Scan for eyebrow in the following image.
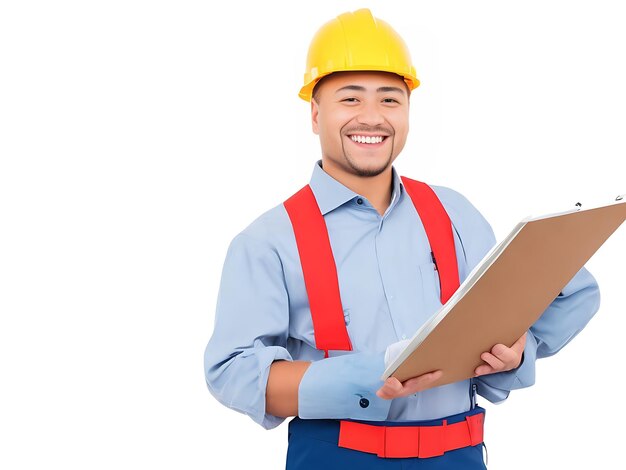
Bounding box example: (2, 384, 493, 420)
(335, 85, 406, 95)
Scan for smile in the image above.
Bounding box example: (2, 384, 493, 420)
(349, 135, 388, 144)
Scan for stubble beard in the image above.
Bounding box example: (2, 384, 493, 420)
(339, 135, 395, 178)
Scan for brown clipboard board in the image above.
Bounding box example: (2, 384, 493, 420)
(382, 197, 626, 387)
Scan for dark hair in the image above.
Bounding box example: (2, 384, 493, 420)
(311, 75, 330, 103)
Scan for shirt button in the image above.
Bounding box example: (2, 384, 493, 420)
(356, 198, 363, 205)
(401, 334, 407, 340)
(359, 398, 370, 408)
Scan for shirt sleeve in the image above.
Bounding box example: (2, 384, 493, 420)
(447, 190, 602, 403)
(204, 232, 292, 429)
(298, 351, 392, 420)
(476, 266, 600, 403)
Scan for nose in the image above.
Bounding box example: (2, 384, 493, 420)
(356, 101, 385, 127)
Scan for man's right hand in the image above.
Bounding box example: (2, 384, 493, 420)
(376, 370, 443, 399)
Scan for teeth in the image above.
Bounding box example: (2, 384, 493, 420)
(350, 135, 385, 144)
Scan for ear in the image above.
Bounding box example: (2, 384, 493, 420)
(311, 98, 320, 135)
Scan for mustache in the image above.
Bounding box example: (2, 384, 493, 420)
(342, 126, 394, 136)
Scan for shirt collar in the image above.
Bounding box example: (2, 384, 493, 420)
(308, 160, 404, 215)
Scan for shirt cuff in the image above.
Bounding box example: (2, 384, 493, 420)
(258, 347, 293, 429)
(298, 351, 392, 421)
(475, 331, 538, 403)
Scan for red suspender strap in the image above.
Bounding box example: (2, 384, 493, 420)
(283, 185, 352, 357)
(400, 176, 461, 304)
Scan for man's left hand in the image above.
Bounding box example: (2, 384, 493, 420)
(474, 332, 527, 376)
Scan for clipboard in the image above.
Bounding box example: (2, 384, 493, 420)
(382, 195, 626, 387)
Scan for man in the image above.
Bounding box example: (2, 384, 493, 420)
(204, 9, 600, 469)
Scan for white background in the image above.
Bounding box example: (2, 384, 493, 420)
(1, 1, 624, 468)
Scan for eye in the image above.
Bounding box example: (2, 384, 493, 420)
(382, 98, 400, 104)
(340, 97, 360, 103)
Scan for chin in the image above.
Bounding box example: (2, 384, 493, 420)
(349, 156, 393, 177)
(350, 162, 391, 177)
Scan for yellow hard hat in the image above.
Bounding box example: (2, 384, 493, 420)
(299, 8, 420, 102)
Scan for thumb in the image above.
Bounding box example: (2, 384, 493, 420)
(512, 332, 527, 354)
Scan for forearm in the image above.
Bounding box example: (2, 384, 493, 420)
(265, 360, 311, 417)
(531, 266, 600, 357)
(475, 267, 600, 403)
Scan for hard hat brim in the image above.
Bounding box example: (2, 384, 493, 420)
(299, 69, 420, 102)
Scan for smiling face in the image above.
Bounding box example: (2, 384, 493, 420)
(311, 71, 410, 179)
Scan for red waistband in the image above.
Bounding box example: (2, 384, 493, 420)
(338, 412, 484, 459)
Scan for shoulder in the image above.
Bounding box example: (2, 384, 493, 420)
(240, 203, 292, 241)
(428, 184, 486, 223)
(427, 183, 496, 264)
(400, 177, 493, 234)
(227, 196, 296, 257)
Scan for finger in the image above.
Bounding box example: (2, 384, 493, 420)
(491, 343, 519, 367)
(400, 370, 443, 396)
(511, 332, 527, 355)
(496, 343, 525, 369)
(481, 351, 505, 371)
(474, 364, 495, 376)
(377, 371, 442, 399)
(376, 377, 403, 400)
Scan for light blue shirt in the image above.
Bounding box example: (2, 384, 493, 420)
(204, 160, 600, 429)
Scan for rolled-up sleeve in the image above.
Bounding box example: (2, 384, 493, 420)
(204, 232, 291, 429)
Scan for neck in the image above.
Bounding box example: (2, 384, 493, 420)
(321, 158, 393, 216)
